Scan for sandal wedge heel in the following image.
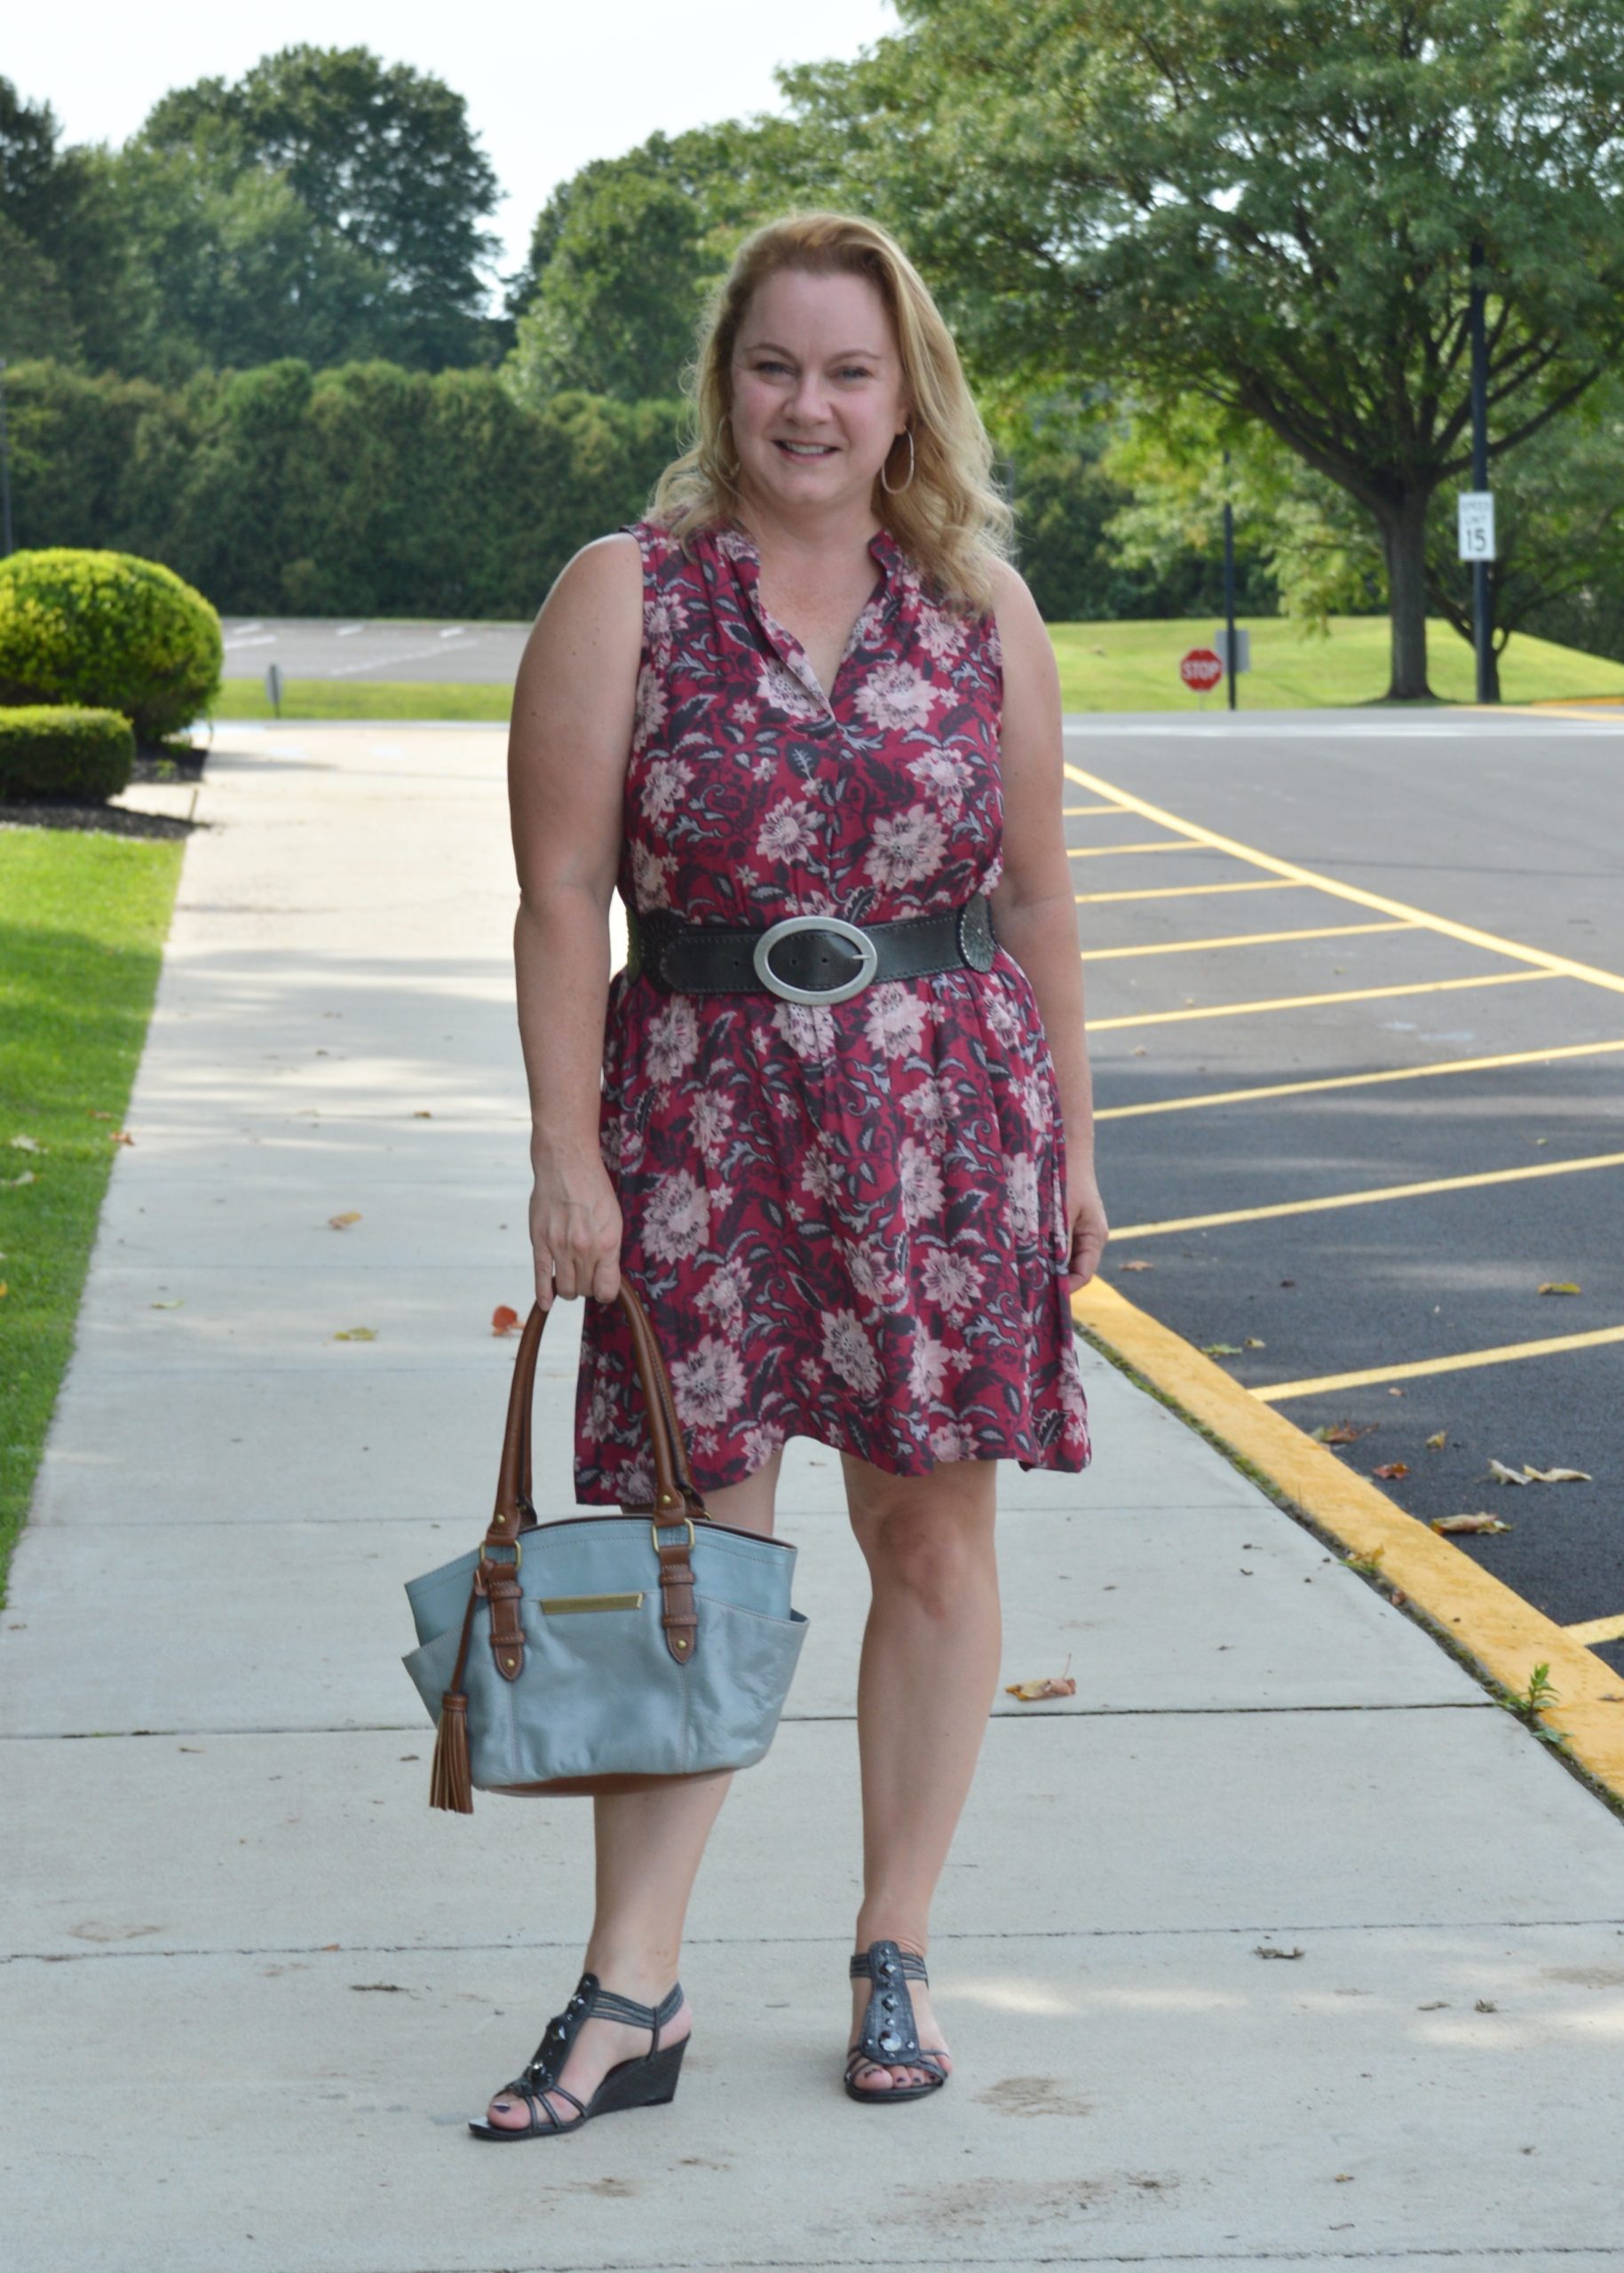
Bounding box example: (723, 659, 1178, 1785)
(844, 1938, 950, 2104)
(470, 1972, 687, 2141)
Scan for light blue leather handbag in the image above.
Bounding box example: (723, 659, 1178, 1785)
(402, 1283, 807, 1810)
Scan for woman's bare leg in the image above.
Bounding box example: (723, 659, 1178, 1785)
(840, 1451, 1002, 2093)
(482, 1443, 785, 2126)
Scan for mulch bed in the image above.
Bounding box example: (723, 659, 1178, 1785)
(0, 747, 208, 839)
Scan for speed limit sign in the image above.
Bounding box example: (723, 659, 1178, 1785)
(1457, 492, 1495, 560)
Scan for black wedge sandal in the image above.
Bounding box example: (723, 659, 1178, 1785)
(469, 1971, 687, 2141)
(844, 1939, 950, 2104)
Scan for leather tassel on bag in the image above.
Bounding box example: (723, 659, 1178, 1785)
(430, 1690, 474, 1814)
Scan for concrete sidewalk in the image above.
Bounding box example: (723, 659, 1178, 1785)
(4, 722, 1622, 2272)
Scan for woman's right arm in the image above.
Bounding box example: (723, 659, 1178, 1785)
(508, 532, 644, 1311)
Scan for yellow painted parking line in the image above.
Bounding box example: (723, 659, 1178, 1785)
(1065, 760, 1624, 1001)
(1067, 840, 1200, 859)
(1078, 879, 1301, 906)
(1094, 1038, 1624, 1121)
(1112, 1145, 1624, 1239)
(1085, 920, 1417, 962)
(1064, 802, 1129, 815)
(1253, 1323, 1624, 1402)
(1515, 704, 1624, 723)
(1568, 1613, 1624, 1648)
(1089, 968, 1552, 1033)
(1072, 1279, 1624, 1797)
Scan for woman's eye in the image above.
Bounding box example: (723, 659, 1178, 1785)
(837, 367, 873, 381)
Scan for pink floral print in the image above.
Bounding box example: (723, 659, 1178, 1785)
(572, 517, 1092, 1501)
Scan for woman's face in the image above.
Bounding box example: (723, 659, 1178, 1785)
(729, 268, 910, 521)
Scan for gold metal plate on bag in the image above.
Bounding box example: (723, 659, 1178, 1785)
(539, 1591, 646, 1615)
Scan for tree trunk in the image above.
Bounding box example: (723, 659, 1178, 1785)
(1378, 488, 1435, 700)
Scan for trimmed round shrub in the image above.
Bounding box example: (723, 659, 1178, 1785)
(0, 705, 135, 803)
(0, 549, 222, 744)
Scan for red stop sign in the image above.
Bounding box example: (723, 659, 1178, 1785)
(1180, 647, 1224, 692)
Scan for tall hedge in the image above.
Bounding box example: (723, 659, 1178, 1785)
(3, 358, 685, 620)
(0, 354, 1247, 622)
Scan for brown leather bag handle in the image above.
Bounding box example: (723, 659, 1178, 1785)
(486, 1281, 706, 1552)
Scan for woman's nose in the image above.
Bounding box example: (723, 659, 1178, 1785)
(787, 373, 830, 423)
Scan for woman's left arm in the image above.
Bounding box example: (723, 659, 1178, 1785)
(985, 560, 1109, 1289)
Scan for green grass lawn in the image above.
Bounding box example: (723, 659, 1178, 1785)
(0, 827, 185, 1601)
(209, 614, 1624, 722)
(212, 678, 511, 722)
(1049, 613, 1624, 711)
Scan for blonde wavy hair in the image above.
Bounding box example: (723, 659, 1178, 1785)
(648, 211, 1013, 617)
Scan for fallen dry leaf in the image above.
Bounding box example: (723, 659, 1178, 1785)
(2, 1170, 36, 1189)
(1521, 1465, 1591, 1484)
(1431, 1514, 1512, 1535)
(1488, 1459, 1529, 1485)
(149, 1299, 184, 1310)
(491, 1304, 520, 1335)
(88, 1109, 112, 1121)
(1314, 1422, 1373, 1445)
(0, 1283, 7, 1298)
(327, 1211, 361, 1230)
(412, 1109, 432, 1119)
(1005, 1656, 1076, 1702)
(1538, 1281, 1580, 1296)
(1254, 1944, 1304, 1960)
(1117, 1259, 1153, 1272)
(1244, 1335, 1267, 1349)
(1425, 1430, 1447, 1451)
(1373, 1461, 1409, 1479)
(1201, 1341, 1243, 1357)
(1387, 1386, 1406, 1397)
(8, 1134, 44, 1152)
(111, 1130, 135, 1145)
(333, 1326, 377, 1342)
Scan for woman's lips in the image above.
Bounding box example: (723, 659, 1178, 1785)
(774, 440, 836, 457)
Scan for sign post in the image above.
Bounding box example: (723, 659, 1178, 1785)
(1463, 240, 1495, 702)
(1212, 627, 1250, 679)
(265, 661, 284, 719)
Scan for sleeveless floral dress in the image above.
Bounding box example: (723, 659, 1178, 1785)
(572, 517, 1091, 1503)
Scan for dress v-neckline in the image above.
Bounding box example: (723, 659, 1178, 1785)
(718, 522, 905, 714)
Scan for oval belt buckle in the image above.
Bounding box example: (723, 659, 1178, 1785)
(752, 914, 879, 1005)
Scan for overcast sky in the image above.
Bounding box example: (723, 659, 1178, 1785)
(10, 0, 899, 281)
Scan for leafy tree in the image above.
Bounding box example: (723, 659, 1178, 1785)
(110, 146, 394, 379)
(0, 80, 154, 372)
(504, 122, 820, 402)
(1006, 395, 1279, 620)
(784, 0, 1624, 698)
(140, 46, 501, 368)
(0, 211, 79, 360)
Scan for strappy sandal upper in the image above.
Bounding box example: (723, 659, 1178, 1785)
(845, 1938, 950, 2103)
(470, 1970, 686, 2140)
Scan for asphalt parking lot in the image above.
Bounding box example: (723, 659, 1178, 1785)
(220, 617, 530, 684)
(1071, 708, 1624, 1676)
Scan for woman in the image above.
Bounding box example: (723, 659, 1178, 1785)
(474, 211, 1107, 2139)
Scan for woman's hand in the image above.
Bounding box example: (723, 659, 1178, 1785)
(529, 1144, 623, 1311)
(1059, 1165, 1109, 1293)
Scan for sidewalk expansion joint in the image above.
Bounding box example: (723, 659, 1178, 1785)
(0, 1700, 1499, 1743)
(10, 1915, 1622, 1966)
(1073, 1281, 1624, 1819)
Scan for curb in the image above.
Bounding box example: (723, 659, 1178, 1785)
(1072, 1278, 1624, 1806)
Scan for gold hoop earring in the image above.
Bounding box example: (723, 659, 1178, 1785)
(879, 428, 915, 495)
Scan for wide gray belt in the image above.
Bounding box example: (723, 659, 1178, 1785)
(626, 893, 997, 1006)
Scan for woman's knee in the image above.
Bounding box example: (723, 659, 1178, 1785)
(844, 1459, 998, 1617)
